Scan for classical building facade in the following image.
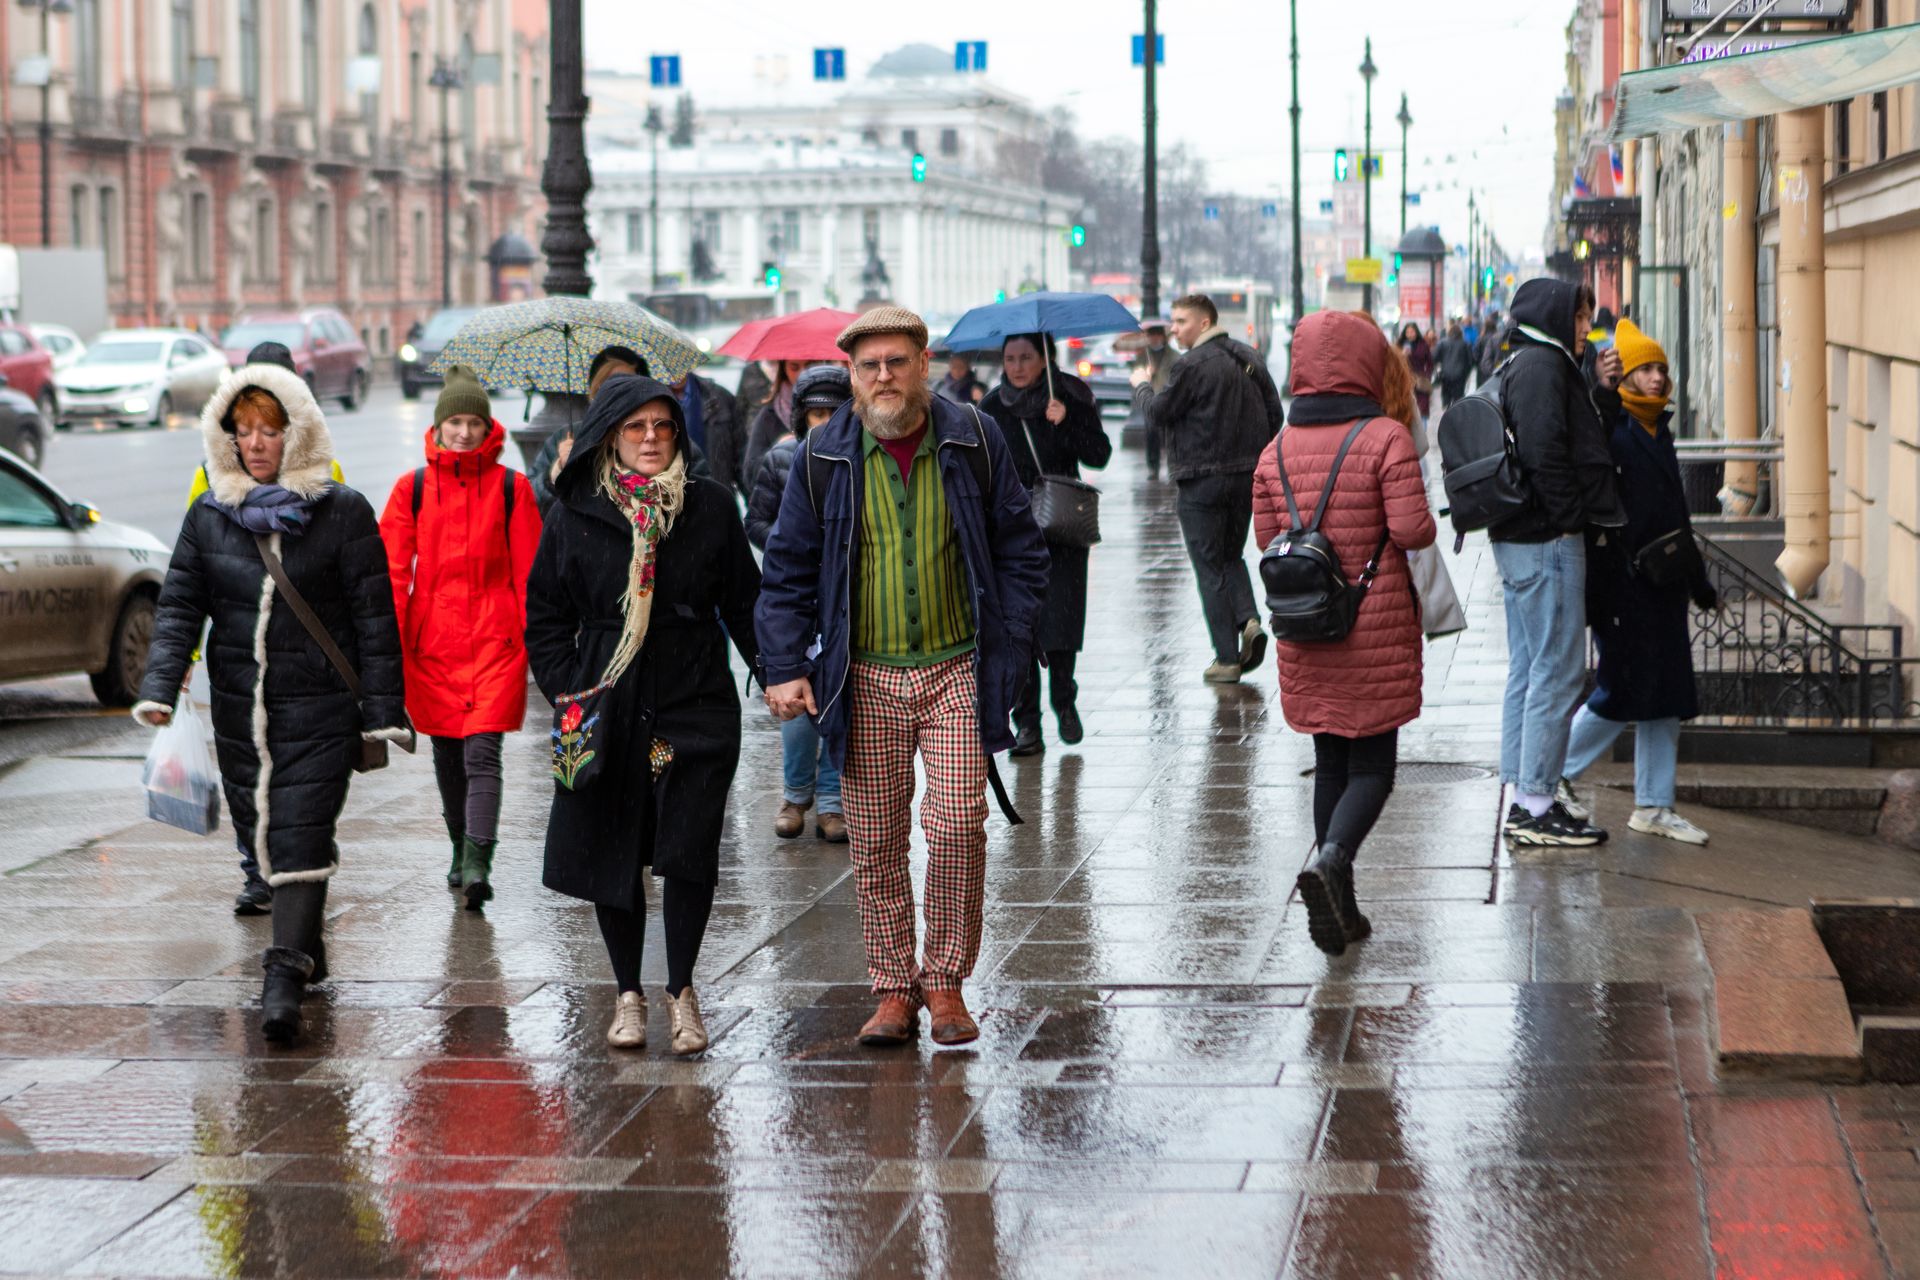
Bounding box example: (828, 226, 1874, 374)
(2, 0, 549, 353)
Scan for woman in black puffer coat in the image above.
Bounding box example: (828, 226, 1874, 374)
(136, 362, 407, 1044)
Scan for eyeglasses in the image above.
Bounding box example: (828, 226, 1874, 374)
(852, 355, 916, 382)
(618, 420, 675, 441)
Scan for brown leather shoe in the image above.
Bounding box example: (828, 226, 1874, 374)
(774, 801, 808, 839)
(858, 994, 919, 1047)
(816, 812, 848, 843)
(923, 989, 979, 1046)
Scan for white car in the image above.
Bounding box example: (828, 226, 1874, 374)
(55, 329, 229, 431)
(29, 324, 85, 372)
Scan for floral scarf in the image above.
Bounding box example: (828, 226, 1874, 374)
(596, 451, 688, 688)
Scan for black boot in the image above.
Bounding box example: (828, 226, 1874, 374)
(260, 946, 314, 1043)
(1296, 844, 1355, 957)
(1056, 703, 1084, 745)
(233, 876, 273, 915)
(445, 835, 464, 890)
(305, 936, 328, 990)
(1335, 859, 1372, 942)
(1011, 720, 1044, 757)
(460, 837, 496, 910)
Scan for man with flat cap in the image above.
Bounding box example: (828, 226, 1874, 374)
(756, 305, 1049, 1048)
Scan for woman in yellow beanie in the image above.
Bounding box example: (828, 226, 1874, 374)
(1559, 319, 1717, 844)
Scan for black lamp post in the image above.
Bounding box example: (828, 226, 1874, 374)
(1140, 0, 1160, 317)
(20, 0, 73, 249)
(430, 56, 464, 308)
(645, 104, 663, 288)
(1359, 38, 1377, 315)
(1288, 0, 1304, 331)
(540, 0, 592, 298)
(1395, 93, 1412, 240)
(1468, 192, 1479, 312)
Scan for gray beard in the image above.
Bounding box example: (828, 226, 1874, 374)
(857, 384, 931, 440)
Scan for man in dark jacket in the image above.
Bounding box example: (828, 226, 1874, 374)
(1434, 320, 1475, 415)
(675, 368, 746, 498)
(1492, 278, 1624, 847)
(1146, 293, 1284, 682)
(756, 306, 1048, 1051)
(1475, 311, 1508, 385)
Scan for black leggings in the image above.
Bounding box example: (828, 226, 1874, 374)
(432, 734, 504, 844)
(1313, 730, 1399, 854)
(594, 877, 716, 997)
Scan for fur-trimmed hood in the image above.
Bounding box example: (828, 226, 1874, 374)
(199, 363, 336, 508)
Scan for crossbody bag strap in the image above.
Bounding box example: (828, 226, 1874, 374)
(252, 533, 363, 698)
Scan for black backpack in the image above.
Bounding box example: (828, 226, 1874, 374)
(1438, 354, 1532, 539)
(1259, 418, 1390, 644)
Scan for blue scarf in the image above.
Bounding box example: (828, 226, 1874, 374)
(214, 484, 318, 536)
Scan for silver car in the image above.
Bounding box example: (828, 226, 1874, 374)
(29, 324, 85, 372)
(55, 328, 228, 431)
(0, 448, 169, 704)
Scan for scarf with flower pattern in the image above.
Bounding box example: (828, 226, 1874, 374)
(596, 450, 688, 688)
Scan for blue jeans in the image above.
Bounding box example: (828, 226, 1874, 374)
(781, 715, 842, 814)
(1494, 534, 1589, 798)
(1565, 707, 1680, 810)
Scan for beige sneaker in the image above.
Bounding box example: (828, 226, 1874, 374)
(1203, 661, 1242, 684)
(667, 987, 708, 1055)
(606, 990, 647, 1049)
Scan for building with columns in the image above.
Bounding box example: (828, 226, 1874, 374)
(2, 0, 550, 354)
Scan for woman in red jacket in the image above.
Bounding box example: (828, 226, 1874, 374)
(1253, 312, 1437, 957)
(380, 366, 543, 908)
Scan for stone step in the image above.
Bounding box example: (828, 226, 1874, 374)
(1586, 762, 1899, 837)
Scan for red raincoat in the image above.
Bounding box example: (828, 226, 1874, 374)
(380, 421, 542, 738)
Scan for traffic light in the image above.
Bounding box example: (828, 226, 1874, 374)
(911, 153, 927, 182)
(1334, 148, 1350, 182)
(1482, 266, 1496, 292)
(1069, 224, 1086, 248)
(763, 263, 781, 290)
(1388, 252, 1402, 286)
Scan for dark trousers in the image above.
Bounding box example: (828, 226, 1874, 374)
(1145, 419, 1164, 475)
(271, 880, 326, 958)
(595, 876, 717, 998)
(1175, 471, 1260, 665)
(1014, 651, 1078, 728)
(431, 733, 504, 844)
(1313, 729, 1399, 854)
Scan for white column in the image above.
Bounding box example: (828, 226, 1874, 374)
(900, 202, 923, 311)
(819, 202, 838, 308)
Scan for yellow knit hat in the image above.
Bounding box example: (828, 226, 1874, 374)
(1613, 318, 1668, 379)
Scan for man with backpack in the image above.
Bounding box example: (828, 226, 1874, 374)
(756, 307, 1048, 1050)
(1482, 279, 1624, 845)
(1146, 293, 1286, 683)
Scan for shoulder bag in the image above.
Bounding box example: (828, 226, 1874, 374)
(1014, 413, 1102, 549)
(1632, 527, 1704, 589)
(252, 535, 415, 773)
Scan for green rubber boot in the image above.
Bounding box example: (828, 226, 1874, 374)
(445, 836, 464, 890)
(460, 837, 496, 911)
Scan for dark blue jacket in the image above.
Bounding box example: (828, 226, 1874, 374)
(753, 394, 1050, 767)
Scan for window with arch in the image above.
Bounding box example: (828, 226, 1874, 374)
(239, 0, 260, 112)
(461, 34, 478, 163)
(302, 1, 320, 115)
(251, 197, 276, 283)
(373, 205, 394, 283)
(358, 5, 380, 126)
(69, 185, 92, 250)
(314, 199, 336, 282)
(413, 209, 430, 284)
(74, 0, 102, 101)
(188, 189, 213, 282)
(170, 0, 194, 102)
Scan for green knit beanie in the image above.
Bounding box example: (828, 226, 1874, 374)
(435, 365, 491, 426)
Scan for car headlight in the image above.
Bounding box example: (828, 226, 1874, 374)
(696, 337, 712, 353)
(122, 396, 151, 415)
(399, 343, 419, 363)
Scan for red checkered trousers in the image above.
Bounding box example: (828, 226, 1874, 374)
(842, 654, 989, 997)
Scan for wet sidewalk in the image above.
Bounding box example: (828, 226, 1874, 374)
(8, 444, 1920, 1277)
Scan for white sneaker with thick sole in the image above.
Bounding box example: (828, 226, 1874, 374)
(1555, 778, 1592, 822)
(1629, 806, 1709, 846)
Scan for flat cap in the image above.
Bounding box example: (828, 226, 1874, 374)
(836, 305, 929, 355)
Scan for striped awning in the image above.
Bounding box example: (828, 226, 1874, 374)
(1612, 23, 1920, 139)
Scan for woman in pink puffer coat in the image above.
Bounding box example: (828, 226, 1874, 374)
(1251, 310, 1437, 958)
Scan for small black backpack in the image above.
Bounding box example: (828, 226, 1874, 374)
(1438, 354, 1532, 539)
(1259, 418, 1390, 644)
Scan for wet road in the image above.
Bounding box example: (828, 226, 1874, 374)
(7, 423, 1920, 1276)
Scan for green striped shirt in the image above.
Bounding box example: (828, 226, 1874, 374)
(853, 428, 976, 667)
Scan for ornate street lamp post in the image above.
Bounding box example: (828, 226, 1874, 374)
(1140, 0, 1161, 317)
(1288, 0, 1304, 331)
(430, 57, 465, 308)
(645, 104, 663, 288)
(1359, 38, 1377, 315)
(1396, 93, 1412, 240)
(541, 0, 592, 298)
(19, 0, 73, 248)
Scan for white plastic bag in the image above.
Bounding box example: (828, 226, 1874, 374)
(142, 701, 221, 835)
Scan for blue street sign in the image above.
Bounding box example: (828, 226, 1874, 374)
(1261, 203, 1278, 218)
(812, 48, 845, 82)
(1363, 155, 1382, 177)
(1319, 199, 1335, 214)
(649, 55, 681, 88)
(1131, 34, 1167, 66)
(1407, 192, 1422, 206)
(954, 41, 987, 72)
(1203, 204, 1220, 221)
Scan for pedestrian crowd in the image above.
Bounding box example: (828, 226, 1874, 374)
(130, 285, 1714, 1044)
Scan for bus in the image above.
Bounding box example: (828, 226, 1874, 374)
(1189, 280, 1277, 358)
(634, 287, 780, 355)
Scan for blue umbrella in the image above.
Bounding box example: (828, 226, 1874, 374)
(940, 291, 1142, 354)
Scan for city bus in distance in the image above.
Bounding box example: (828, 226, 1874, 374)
(1189, 281, 1276, 359)
(634, 288, 780, 356)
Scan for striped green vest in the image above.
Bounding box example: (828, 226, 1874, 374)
(853, 428, 975, 667)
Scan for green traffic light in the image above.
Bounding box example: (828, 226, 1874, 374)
(1334, 149, 1350, 183)
(911, 153, 927, 182)
(765, 267, 781, 289)
(1070, 224, 1086, 248)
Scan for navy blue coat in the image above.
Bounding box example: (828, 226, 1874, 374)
(753, 393, 1050, 767)
(1586, 404, 1704, 724)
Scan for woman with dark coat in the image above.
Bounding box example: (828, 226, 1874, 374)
(1397, 322, 1435, 419)
(1252, 311, 1436, 957)
(740, 358, 820, 505)
(134, 362, 408, 1042)
(1562, 320, 1715, 845)
(525, 374, 761, 1055)
(980, 332, 1112, 756)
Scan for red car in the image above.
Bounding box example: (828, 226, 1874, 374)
(0, 324, 58, 420)
(220, 308, 372, 410)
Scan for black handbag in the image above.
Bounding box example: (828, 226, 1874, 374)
(253, 535, 415, 772)
(1015, 414, 1102, 548)
(1633, 528, 1704, 589)
(1259, 419, 1390, 643)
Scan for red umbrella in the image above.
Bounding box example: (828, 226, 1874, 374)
(718, 308, 859, 362)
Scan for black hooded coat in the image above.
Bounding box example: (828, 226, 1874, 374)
(524, 375, 762, 900)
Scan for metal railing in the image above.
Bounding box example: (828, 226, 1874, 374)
(1690, 530, 1920, 725)
(1673, 437, 1782, 520)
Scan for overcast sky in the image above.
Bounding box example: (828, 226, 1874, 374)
(583, 1, 1571, 262)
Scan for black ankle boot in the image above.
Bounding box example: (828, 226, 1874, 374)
(1011, 720, 1044, 757)
(1296, 844, 1355, 957)
(1056, 703, 1084, 745)
(1334, 857, 1371, 942)
(260, 946, 314, 1043)
(304, 936, 328, 992)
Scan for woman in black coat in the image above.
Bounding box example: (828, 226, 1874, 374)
(525, 373, 761, 1055)
(1562, 321, 1716, 845)
(136, 362, 407, 1043)
(980, 332, 1113, 755)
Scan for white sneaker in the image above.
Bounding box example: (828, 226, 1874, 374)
(1629, 806, 1709, 846)
(1555, 778, 1592, 822)
(606, 990, 647, 1049)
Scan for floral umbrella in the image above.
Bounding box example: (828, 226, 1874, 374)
(428, 296, 702, 394)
